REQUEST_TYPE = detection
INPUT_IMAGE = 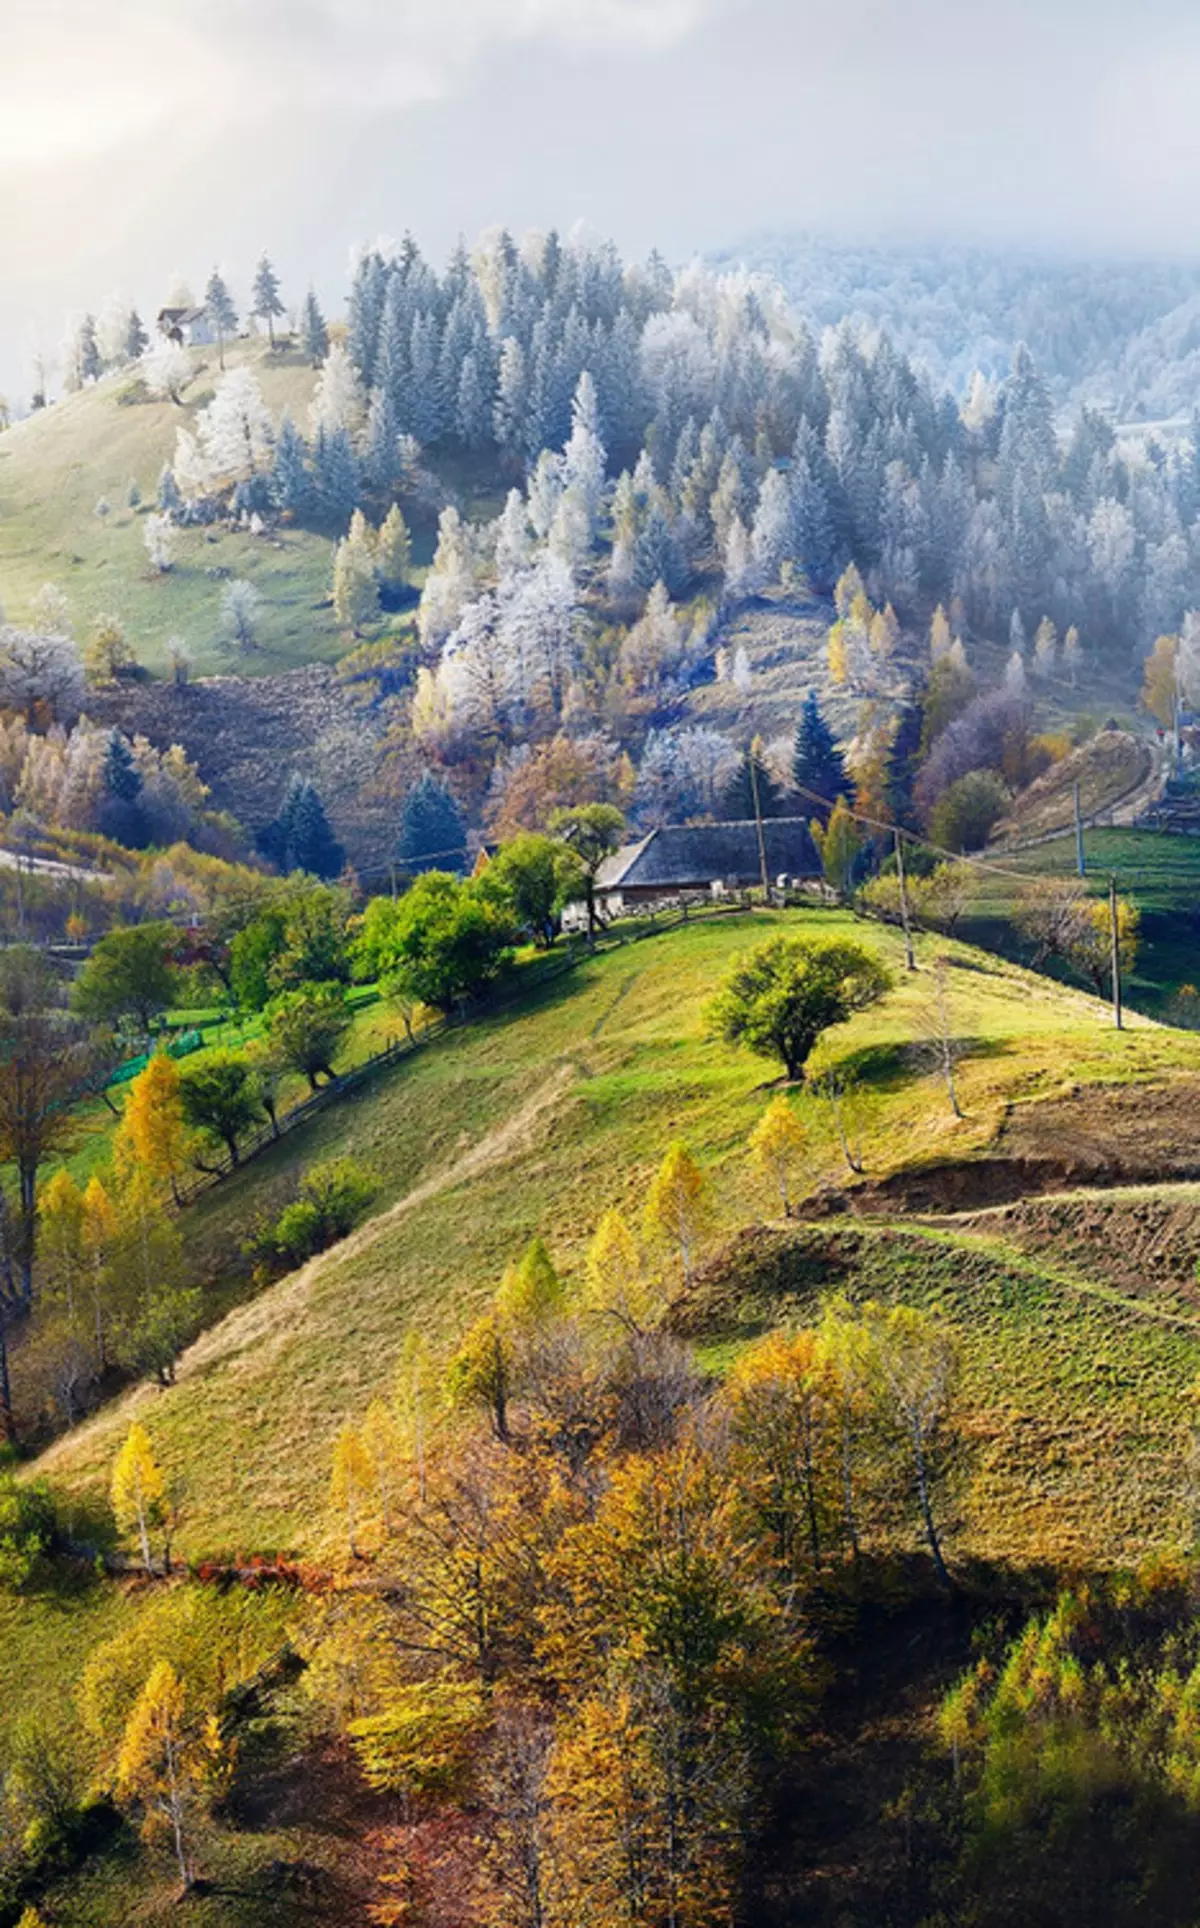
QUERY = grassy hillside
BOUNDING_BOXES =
[965,826,1200,1011]
[0,341,344,676]
[33,904,1200,1562]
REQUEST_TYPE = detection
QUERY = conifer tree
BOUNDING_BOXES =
[250,253,284,346]
[583,1207,649,1332]
[494,1236,564,1328]
[398,772,467,875]
[720,746,785,821]
[376,503,411,589]
[332,518,380,634]
[125,309,148,361]
[793,690,849,814]
[204,269,237,371]
[301,289,328,366]
[270,412,310,517]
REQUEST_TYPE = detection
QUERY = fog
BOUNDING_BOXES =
[3,0,1200,402]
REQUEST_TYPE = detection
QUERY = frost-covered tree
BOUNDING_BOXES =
[309,341,366,444]
[193,367,274,489]
[220,579,262,653]
[418,507,476,654]
[619,581,684,693]
[143,514,175,574]
[561,370,607,541]
[140,336,191,405]
[271,413,310,517]
[751,468,796,584]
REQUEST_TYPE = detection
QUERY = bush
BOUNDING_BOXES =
[928,769,1011,853]
[0,1471,57,1589]
[264,1157,377,1267]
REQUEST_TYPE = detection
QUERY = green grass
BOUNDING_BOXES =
[31,905,1200,1562]
[963,827,1200,1012]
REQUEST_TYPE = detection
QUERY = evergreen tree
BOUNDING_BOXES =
[347,251,388,387]
[79,314,102,385]
[204,269,238,371]
[455,354,491,450]
[313,426,360,532]
[377,504,411,589]
[104,730,143,803]
[156,464,183,515]
[398,772,467,875]
[301,289,328,366]
[251,253,285,346]
[271,412,310,517]
[124,308,148,362]
[720,746,786,821]
[883,704,924,826]
[792,690,850,814]
[261,775,344,879]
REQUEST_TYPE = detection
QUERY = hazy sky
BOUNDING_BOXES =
[3,0,1200,399]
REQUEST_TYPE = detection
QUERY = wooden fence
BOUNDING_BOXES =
[172,897,752,1207]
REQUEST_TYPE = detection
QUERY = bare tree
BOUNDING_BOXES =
[916,955,966,1119]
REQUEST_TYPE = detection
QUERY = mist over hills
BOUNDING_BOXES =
[714,232,1200,420]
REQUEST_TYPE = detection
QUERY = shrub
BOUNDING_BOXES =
[928,769,1011,853]
[0,1471,57,1589]
[264,1157,377,1267]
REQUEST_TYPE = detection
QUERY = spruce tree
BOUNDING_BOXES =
[104,730,143,803]
[204,269,238,370]
[720,747,786,822]
[262,775,344,878]
[251,254,285,347]
[301,290,328,366]
[125,308,149,362]
[314,426,360,532]
[883,704,924,827]
[271,413,310,517]
[398,772,467,874]
[792,690,850,814]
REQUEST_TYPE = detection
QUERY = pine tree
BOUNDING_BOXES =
[79,315,101,385]
[365,383,400,493]
[455,354,491,450]
[251,254,284,347]
[793,690,849,814]
[273,777,344,879]
[104,730,143,803]
[398,772,467,874]
[721,746,785,821]
[313,426,360,532]
[204,269,237,371]
[125,309,148,362]
[301,289,328,366]
[583,1207,650,1332]
[494,1236,564,1328]
[271,412,310,517]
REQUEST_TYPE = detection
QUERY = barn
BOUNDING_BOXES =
[594,817,822,913]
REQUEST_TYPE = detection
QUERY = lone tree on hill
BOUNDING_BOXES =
[708,935,892,1082]
[793,690,850,816]
[251,254,285,346]
[178,1051,262,1167]
[301,289,328,365]
[720,745,787,821]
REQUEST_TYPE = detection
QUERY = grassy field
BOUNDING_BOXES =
[961,826,1200,1012]
[31,904,1200,1562]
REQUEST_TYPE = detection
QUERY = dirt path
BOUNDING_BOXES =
[39,1066,577,1463]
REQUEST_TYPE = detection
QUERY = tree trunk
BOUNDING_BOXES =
[0,1313,15,1444]
[913,1432,950,1587]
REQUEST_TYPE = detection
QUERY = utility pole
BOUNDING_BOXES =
[1109,874,1123,1032]
[1073,780,1086,878]
[749,735,770,902]
[894,828,915,971]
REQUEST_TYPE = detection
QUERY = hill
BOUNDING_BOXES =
[0,340,348,676]
[4,906,1200,1921]
[33,906,1200,1560]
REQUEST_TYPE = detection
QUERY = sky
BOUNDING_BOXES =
[3,0,1200,402]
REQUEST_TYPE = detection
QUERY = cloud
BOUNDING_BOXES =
[1,0,712,166]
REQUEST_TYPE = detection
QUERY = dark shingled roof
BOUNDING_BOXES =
[597,818,821,892]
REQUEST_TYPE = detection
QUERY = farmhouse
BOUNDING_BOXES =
[595,817,822,912]
[156,305,213,347]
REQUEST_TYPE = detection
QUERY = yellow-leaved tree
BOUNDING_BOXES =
[115,1050,194,1205]
[643,1141,711,1288]
[361,1397,402,1533]
[748,1095,807,1216]
[111,1422,166,1573]
[394,1329,436,1502]
[114,1660,196,1891]
[39,1168,85,1322]
[81,1173,118,1372]
[583,1207,651,1333]
[494,1236,565,1329]
[330,1424,375,1558]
